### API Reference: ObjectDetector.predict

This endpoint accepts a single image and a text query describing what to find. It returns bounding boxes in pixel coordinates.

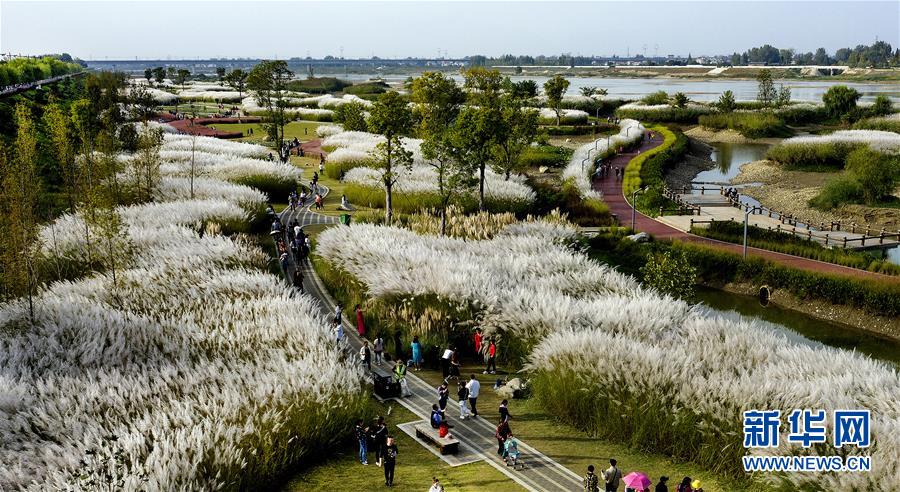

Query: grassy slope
[213,120,324,145]
[281,399,522,492]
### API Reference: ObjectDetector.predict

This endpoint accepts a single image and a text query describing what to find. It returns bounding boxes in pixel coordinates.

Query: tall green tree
[460,68,505,210]
[0,105,42,322]
[493,96,538,180]
[152,67,165,84]
[368,91,414,225]
[216,67,226,81]
[44,103,78,210]
[333,101,368,131]
[247,61,293,149]
[543,75,570,125]
[129,124,164,203]
[175,69,191,91]
[411,72,473,235]
[507,79,538,100]
[775,85,792,107]
[144,68,153,85]
[756,69,776,107]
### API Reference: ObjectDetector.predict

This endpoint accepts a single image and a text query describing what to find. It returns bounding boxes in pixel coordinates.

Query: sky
[2,1,898,60]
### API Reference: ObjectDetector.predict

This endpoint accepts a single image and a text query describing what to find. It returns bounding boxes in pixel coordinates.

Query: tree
[411,72,473,235]
[367,91,414,225]
[460,68,505,210]
[152,66,165,84]
[333,101,368,131]
[756,69,776,106]
[580,86,598,97]
[642,91,669,105]
[216,66,226,81]
[44,103,78,210]
[671,92,689,109]
[871,95,893,117]
[166,66,177,81]
[175,69,191,90]
[813,47,831,65]
[508,79,538,99]
[640,250,697,299]
[144,68,153,85]
[775,85,792,107]
[822,85,860,118]
[717,90,736,113]
[224,69,249,100]
[129,124,164,203]
[0,105,42,322]
[247,61,294,150]
[127,85,157,121]
[493,97,538,180]
[543,75,570,125]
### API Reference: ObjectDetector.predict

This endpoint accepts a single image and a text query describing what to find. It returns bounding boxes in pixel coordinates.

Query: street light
[631,187,647,231]
[743,205,755,259]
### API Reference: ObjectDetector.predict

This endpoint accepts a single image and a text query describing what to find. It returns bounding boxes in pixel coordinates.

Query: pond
[696,286,900,367]
[693,142,770,184]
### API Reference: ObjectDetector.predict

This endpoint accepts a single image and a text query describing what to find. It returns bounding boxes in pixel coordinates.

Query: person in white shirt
[465,375,480,417]
[428,477,444,492]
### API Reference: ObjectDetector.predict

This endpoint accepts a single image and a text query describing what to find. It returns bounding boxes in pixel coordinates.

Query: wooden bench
[414,424,460,455]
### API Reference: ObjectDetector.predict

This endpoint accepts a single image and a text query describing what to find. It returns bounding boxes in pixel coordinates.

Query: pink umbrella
[622,472,652,490]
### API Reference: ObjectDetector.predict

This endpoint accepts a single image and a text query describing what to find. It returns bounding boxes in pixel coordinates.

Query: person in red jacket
[484,338,497,374]
[473,328,483,355]
[355,304,366,336]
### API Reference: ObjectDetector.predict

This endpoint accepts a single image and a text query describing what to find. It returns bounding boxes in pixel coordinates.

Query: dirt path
[594,134,900,283]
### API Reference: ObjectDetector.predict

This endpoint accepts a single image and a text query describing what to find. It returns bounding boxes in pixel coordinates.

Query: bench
[414,424,460,455]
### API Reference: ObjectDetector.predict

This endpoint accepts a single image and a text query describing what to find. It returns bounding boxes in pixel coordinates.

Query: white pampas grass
[563,119,644,200]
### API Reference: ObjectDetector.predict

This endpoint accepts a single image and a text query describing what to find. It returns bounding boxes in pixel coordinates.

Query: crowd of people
[582,459,706,492]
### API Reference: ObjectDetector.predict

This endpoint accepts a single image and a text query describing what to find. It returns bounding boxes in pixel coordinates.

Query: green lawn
[281,399,523,492]
[291,155,378,217]
[213,121,325,145]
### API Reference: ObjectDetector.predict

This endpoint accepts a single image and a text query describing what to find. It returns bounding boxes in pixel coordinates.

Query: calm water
[696,286,900,367]
[693,142,770,183]
[347,73,900,103]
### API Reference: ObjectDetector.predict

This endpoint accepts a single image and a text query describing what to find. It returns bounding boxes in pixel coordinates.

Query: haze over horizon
[2,1,898,60]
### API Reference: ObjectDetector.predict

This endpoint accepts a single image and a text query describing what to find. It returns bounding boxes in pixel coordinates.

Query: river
[696,287,900,367]
[342,73,900,103]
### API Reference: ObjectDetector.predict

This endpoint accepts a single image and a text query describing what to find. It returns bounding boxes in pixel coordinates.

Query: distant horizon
[3,1,898,60]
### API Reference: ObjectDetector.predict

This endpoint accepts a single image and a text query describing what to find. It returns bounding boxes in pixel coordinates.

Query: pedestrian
[484,338,497,374]
[495,418,511,456]
[371,416,387,467]
[410,336,423,371]
[690,480,703,492]
[315,193,323,210]
[448,346,461,381]
[466,374,480,417]
[603,458,623,492]
[457,381,470,419]
[473,327,483,355]
[373,333,384,365]
[430,404,443,429]
[428,477,444,492]
[440,346,452,380]
[393,359,410,397]
[498,399,510,422]
[334,303,342,325]
[354,419,369,465]
[655,476,669,492]
[437,381,449,413]
[279,252,290,274]
[675,477,692,492]
[319,161,324,174]
[383,436,398,487]
[355,304,366,336]
[584,465,600,492]
[292,268,304,293]
[333,319,344,344]
[360,340,372,371]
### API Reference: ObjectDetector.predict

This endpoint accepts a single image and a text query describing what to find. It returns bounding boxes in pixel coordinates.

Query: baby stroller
[503,436,523,469]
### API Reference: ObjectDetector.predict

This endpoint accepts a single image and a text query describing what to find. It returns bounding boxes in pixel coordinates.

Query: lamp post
[743,205,754,259]
[631,187,646,231]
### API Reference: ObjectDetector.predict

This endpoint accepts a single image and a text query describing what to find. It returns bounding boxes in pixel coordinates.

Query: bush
[775,104,829,125]
[343,183,532,215]
[641,90,669,105]
[808,175,864,210]
[823,85,860,118]
[332,101,368,131]
[765,141,863,170]
[285,77,350,94]
[527,177,613,226]
[231,174,297,201]
[853,116,900,134]
[699,112,791,138]
[520,145,572,168]
[343,81,388,96]
[615,105,707,123]
[845,146,900,204]
[640,250,697,298]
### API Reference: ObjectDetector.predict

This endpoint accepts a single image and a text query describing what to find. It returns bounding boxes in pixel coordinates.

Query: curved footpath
[594,133,900,283]
[278,191,581,492]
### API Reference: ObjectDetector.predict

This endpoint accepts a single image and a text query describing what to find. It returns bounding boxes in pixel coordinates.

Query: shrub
[642,90,669,105]
[823,85,860,118]
[520,145,572,168]
[343,81,388,96]
[640,249,697,298]
[853,116,900,134]
[765,141,863,170]
[622,125,688,198]
[870,95,893,117]
[845,147,900,204]
[808,175,863,210]
[698,112,791,138]
[333,101,368,131]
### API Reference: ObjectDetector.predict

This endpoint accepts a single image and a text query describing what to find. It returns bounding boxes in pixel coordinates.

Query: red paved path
[159,113,260,138]
[594,132,900,283]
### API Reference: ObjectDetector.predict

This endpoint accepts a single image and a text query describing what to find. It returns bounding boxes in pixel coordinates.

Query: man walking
[354,419,369,465]
[584,464,600,492]
[457,381,470,420]
[360,341,372,372]
[465,374,480,417]
[603,458,623,492]
[483,338,497,374]
[383,436,398,487]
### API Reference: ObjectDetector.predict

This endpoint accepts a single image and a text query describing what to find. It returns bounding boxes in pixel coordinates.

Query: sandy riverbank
[684,126,784,146]
[733,160,900,229]
[664,137,715,190]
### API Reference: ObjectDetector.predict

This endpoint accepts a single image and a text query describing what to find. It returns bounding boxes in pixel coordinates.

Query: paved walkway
[277,192,582,492]
[594,133,900,283]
